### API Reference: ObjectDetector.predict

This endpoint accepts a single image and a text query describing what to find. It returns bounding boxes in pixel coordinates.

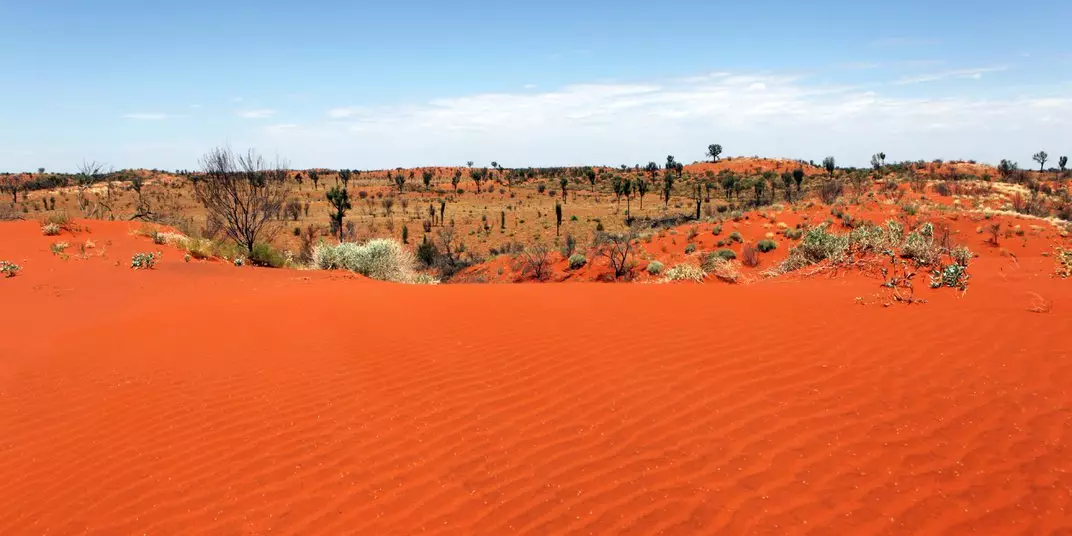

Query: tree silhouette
[1033,151,1048,172]
[636,178,649,209]
[706,144,723,163]
[822,157,836,177]
[326,185,351,240]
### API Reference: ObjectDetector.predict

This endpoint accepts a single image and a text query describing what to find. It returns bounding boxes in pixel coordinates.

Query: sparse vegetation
[647,260,664,275]
[312,238,419,283]
[131,251,160,270]
[194,147,290,257]
[568,253,587,270]
[1,260,21,278]
[662,263,705,282]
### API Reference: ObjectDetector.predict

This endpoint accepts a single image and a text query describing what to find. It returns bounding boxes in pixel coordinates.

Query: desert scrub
[663,263,706,282]
[646,260,665,275]
[312,238,417,283]
[708,248,737,263]
[250,242,287,268]
[930,263,968,289]
[756,239,777,253]
[50,241,70,256]
[901,223,939,265]
[568,253,587,270]
[684,243,696,254]
[704,257,742,283]
[1055,248,1072,278]
[712,224,723,235]
[780,224,849,271]
[131,252,160,270]
[783,227,803,240]
[1,260,21,278]
[728,231,743,243]
[41,222,61,236]
[951,245,973,267]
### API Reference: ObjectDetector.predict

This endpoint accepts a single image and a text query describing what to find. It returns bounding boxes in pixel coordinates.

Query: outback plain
[1,150,1071,534]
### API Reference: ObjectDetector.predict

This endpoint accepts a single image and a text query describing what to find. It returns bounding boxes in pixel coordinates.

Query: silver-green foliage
[313,238,417,283]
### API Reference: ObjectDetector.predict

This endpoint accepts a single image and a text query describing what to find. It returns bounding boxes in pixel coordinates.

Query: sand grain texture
[1,220,1071,535]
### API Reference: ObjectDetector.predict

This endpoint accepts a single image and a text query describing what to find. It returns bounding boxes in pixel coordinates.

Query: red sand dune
[2,220,1071,534]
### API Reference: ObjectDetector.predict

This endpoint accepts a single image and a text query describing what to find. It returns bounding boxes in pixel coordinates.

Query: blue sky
[2,0,1070,171]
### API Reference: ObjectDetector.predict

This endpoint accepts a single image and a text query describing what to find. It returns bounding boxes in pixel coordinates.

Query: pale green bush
[663,263,706,282]
[313,238,418,283]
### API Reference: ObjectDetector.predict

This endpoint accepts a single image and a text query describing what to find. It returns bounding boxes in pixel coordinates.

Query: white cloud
[327,107,355,118]
[523,84,536,89]
[894,66,1007,85]
[248,70,1069,168]
[237,109,276,119]
[122,112,170,120]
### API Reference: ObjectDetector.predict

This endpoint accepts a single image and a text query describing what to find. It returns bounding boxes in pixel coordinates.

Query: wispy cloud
[237,109,276,119]
[122,113,171,120]
[251,70,1069,168]
[894,66,1007,85]
[189,104,202,109]
[327,107,355,119]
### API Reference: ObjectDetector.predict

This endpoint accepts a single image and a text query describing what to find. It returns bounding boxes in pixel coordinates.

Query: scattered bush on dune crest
[312,238,424,283]
[662,263,706,282]
[1054,248,1072,278]
[1,260,21,278]
[42,222,61,236]
[704,257,742,283]
[777,220,975,287]
[131,252,160,270]
[568,253,587,270]
[647,260,664,275]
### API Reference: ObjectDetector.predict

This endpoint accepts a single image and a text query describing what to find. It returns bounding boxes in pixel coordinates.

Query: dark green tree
[326,185,351,240]
[706,144,723,163]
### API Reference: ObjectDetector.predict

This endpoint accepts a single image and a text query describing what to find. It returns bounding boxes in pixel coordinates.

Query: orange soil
[2,220,1071,534]
[685,157,824,177]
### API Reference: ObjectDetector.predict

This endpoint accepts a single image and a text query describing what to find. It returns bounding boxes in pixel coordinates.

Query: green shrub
[1,260,21,278]
[131,252,159,270]
[647,260,664,275]
[756,239,777,253]
[684,243,696,254]
[712,224,723,235]
[416,236,439,267]
[50,241,70,255]
[250,242,287,268]
[568,253,587,270]
[951,245,972,267]
[728,231,743,243]
[781,224,848,271]
[784,228,803,240]
[901,223,939,265]
[714,248,736,261]
[41,222,61,236]
[663,263,706,282]
[930,263,968,289]
[312,238,417,283]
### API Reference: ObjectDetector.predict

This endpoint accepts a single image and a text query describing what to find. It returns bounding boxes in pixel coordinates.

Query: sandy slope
[1,220,1070,535]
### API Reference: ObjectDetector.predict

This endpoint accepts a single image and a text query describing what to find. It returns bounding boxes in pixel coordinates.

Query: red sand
[2,220,1071,534]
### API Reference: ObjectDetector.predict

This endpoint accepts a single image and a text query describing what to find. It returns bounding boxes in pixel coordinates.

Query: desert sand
[2,218,1070,534]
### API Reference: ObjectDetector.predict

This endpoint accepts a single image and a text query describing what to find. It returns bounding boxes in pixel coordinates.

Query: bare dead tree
[519,242,552,281]
[194,147,290,256]
[595,228,638,279]
[75,160,108,217]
